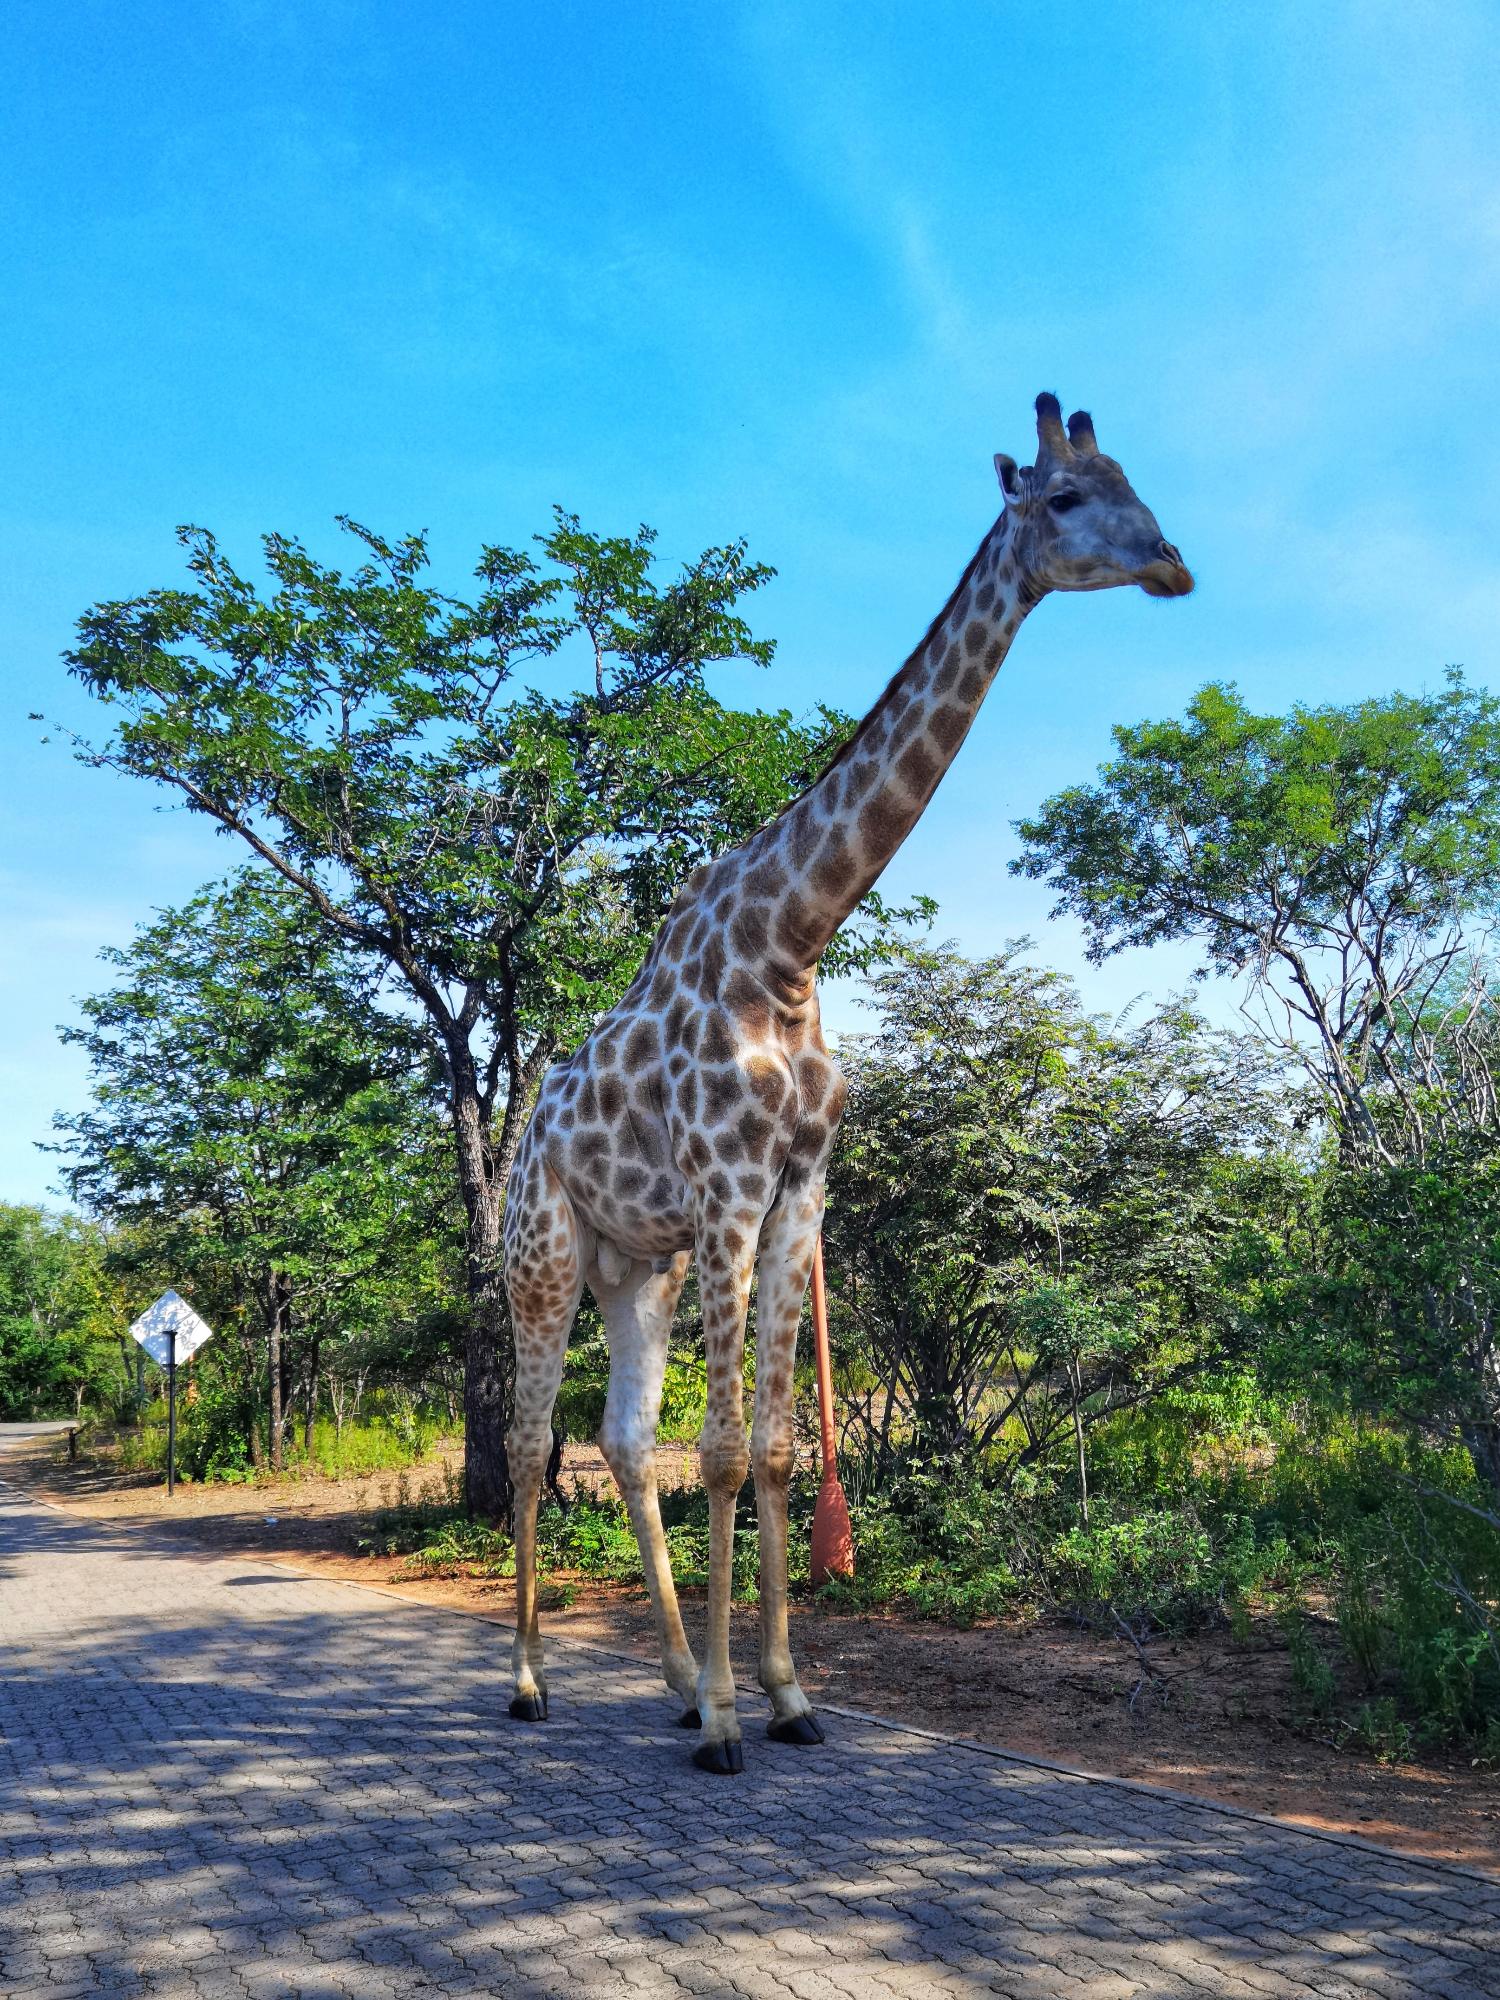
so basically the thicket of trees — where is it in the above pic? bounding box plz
[52,512,914,1509]
[19,516,1500,1757]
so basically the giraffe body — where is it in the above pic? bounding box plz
[502,394,1194,1769]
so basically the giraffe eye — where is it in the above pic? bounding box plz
[1048,491,1083,514]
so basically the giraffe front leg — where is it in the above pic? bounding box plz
[692,1211,758,1775]
[593,1251,700,1722]
[752,1187,825,1745]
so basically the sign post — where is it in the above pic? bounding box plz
[129,1292,215,1496]
[166,1328,177,1497]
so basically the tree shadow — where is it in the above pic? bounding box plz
[4,1494,1499,1998]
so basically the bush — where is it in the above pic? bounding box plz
[119,1374,257,1482]
[302,1408,448,1477]
[1052,1509,1222,1632]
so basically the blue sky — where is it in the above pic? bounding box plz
[4,1,1499,1206]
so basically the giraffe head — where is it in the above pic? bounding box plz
[994,393,1194,599]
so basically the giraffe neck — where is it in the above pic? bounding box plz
[739,514,1042,975]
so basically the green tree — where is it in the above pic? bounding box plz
[0,1206,126,1419]
[52,513,904,1511]
[54,870,453,1469]
[1012,673,1500,1161]
[1015,674,1500,1497]
[823,945,1277,1484]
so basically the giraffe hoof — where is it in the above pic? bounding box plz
[676,1707,702,1729]
[692,1739,744,1776]
[508,1691,549,1722]
[767,1713,825,1746]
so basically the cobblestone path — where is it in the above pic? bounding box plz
[2,1481,1498,1999]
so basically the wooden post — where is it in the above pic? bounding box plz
[808,1236,854,1585]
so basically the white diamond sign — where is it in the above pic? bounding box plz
[129,1290,215,1368]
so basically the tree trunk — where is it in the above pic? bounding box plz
[1461,1417,1500,1505]
[241,1324,265,1469]
[451,1066,511,1520]
[1069,1358,1090,1526]
[303,1323,320,1455]
[266,1270,293,1473]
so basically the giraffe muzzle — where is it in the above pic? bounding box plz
[1138,541,1194,597]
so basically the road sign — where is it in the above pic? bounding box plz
[129,1291,215,1496]
[129,1291,214,1369]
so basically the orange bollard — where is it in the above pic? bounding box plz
[808,1235,854,1585]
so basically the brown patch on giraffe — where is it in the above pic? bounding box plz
[897,739,938,797]
[697,935,727,998]
[624,1022,656,1072]
[797,1057,829,1111]
[787,805,820,871]
[701,1014,734,1065]
[776,892,817,963]
[858,792,911,858]
[789,1118,828,1164]
[702,1071,740,1124]
[842,757,879,806]
[810,830,854,902]
[929,703,967,754]
[730,905,769,960]
[724,969,771,1037]
[747,1060,787,1112]
[737,1109,773,1158]
[743,855,787,900]
[598,1074,625,1122]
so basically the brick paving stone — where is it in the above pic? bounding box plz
[4,1477,1500,1999]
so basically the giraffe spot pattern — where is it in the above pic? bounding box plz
[501,498,1041,1729]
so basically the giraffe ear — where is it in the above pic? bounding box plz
[994,454,1024,504]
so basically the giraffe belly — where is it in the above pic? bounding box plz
[572,1182,695,1264]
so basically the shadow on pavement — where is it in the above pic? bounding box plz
[3,1488,1499,1999]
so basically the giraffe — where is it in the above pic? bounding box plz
[501,393,1194,1773]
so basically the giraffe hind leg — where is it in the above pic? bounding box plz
[503,1168,584,1722]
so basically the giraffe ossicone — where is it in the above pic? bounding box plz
[502,393,1194,1772]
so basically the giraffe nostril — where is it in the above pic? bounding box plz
[1158,540,1183,565]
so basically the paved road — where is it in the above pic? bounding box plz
[2,1481,1498,2000]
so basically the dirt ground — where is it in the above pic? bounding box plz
[4,1432,1495,1876]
